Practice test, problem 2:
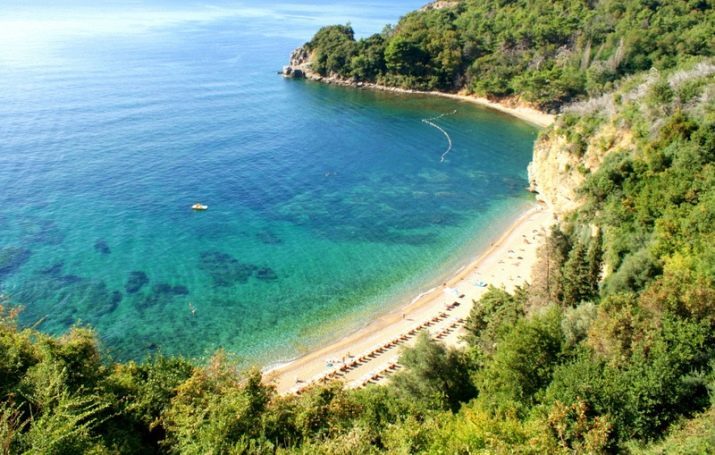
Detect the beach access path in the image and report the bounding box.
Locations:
[264,203,555,394]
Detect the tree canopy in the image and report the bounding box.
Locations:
[302,0,714,111]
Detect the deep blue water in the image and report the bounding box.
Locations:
[0,0,538,364]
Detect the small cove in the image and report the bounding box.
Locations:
[0,0,539,365]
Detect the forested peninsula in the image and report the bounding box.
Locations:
[284,0,712,112]
[2,0,714,453]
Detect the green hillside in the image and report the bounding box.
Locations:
[303,0,713,110]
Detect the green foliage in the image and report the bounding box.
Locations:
[302,0,714,109]
[475,306,565,412]
[350,34,387,80]
[602,247,661,296]
[463,286,524,354]
[561,301,598,348]
[525,225,572,309]
[160,356,273,454]
[425,402,556,454]
[108,355,194,428]
[548,316,713,447]
[562,238,595,306]
[0,402,25,454]
[17,392,111,454]
[391,332,476,412]
[631,405,715,454]
[543,399,612,453]
[587,228,604,294]
[0,307,38,399]
[306,25,358,78]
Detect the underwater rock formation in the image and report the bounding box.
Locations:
[94,240,111,255]
[125,271,149,294]
[0,247,31,278]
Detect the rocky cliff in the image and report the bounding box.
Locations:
[528,121,633,217]
[282,47,312,79]
[528,63,714,218]
[419,1,460,11]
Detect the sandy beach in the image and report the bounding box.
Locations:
[265,203,555,394]
[435,92,555,128]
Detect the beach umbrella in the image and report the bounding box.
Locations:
[443,287,460,298]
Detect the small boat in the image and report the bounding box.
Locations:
[191,203,208,211]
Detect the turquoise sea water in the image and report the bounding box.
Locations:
[0,0,538,364]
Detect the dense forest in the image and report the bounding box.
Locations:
[301,0,713,111]
[2,0,714,453]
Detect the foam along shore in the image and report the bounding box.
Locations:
[264,203,555,394]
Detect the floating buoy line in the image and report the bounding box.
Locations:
[422,110,457,163]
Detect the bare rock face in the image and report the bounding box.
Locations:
[420,1,460,11]
[289,47,310,67]
[282,47,311,78]
[528,136,585,216]
[528,122,633,218]
[282,66,305,78]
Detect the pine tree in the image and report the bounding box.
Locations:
[587,229,603,298]
[546,225,572,304]
[561,240,592,307]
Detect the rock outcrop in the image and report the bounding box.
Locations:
[528,121,633,218]
[528,135,586,216]
[282,46,312,78]
[420,1,460,11]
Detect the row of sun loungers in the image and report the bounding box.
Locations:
[288,309,467,394]
[435,318,464,340]
[355,358,403,387]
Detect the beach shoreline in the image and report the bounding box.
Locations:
[265,202,555,393]
[290,74,555,128]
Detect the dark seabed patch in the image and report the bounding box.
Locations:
[255,267,278,281]
[23,219,64,246]
[38,261,64,276]
[256,230,282,245]
[199,251,258,287]
[20,271,123,330]
[152,283,190,296]
[94,240,111,255]
[0,247,31,278]
[134,283,190,312]
[73,280,123,319]
[125,271,149,294]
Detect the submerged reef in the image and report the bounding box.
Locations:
[134,283,190,312]
[199,251,256,286]
[94,240,111,255]
[0,247,31,278]
[152,283,190,296]
[199,251,279,285]
[23,219,64,246]
[255,267,278,281]
[22,263,122,328]
[125,271,149,294]
[256,230,283,245]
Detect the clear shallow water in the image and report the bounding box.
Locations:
[0,0,538,363]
